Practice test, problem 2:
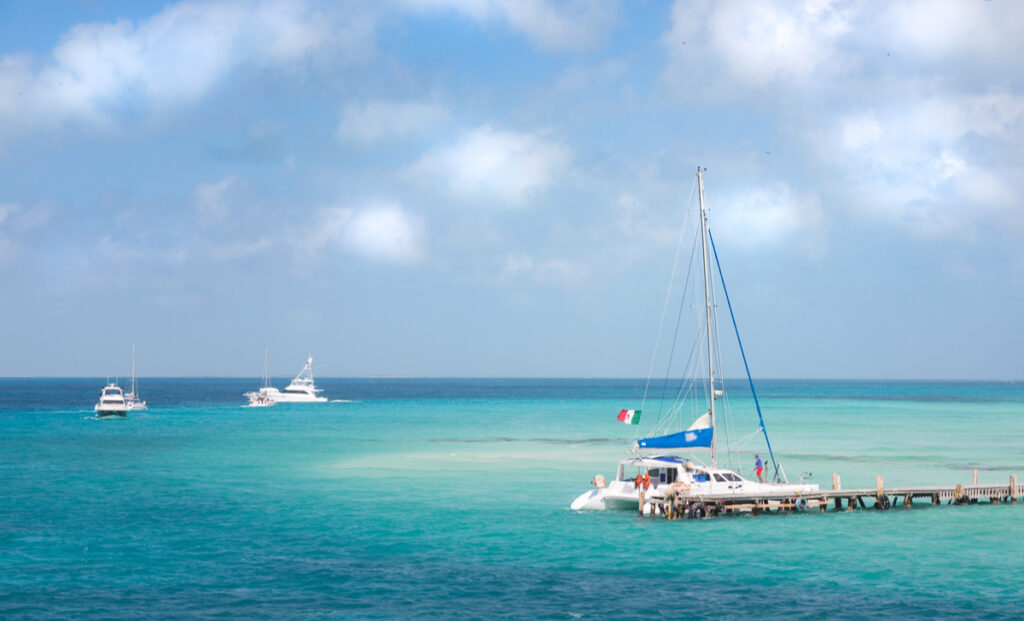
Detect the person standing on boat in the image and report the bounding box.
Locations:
[754,455,764,483]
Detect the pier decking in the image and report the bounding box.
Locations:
[643,471,1022,519]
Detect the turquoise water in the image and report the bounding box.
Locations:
[2,378,1023,619]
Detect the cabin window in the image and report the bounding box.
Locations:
[666,469,677,484]
[712,473,725,482]
[725,473,741,482]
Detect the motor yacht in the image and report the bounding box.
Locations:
[95,383,129,418]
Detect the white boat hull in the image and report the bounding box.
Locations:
[572,459,819,512]
[272,393,327,403]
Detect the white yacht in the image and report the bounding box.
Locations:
[95,383,129,418]
[124,344,147,411]
[276,356,327,402]
[571,168,818,513]
[245,355,326,405]
[245,349,278,407]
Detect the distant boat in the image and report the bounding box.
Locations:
[124,344,147,412]
[94,383,129,418]
[245,349,277,408]
[571,168,818,511]
[275,356,327,403]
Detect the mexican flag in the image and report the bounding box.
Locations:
[617,409,641,424]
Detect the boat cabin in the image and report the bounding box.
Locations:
[616,455,748,493]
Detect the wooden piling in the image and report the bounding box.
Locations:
[973,469,979,485]
[637,471,1023,521]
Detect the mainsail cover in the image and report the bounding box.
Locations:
[635,411,713,452]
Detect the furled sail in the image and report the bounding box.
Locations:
[634,410,713,452]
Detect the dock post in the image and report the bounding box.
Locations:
[876,475,883,495]
[973,469,978,486]
[1011,475,1018,504]
[638,490,645,517]
[832,473,840,490]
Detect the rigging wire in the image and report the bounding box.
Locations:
[656,227,701,423]
[708,229,780,481]
[708,265,737,472]
[640,179,697,414]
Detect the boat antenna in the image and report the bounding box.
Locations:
[708,229,780,481]
[697,166,717,468]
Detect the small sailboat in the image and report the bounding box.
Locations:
[245,348,278,407]
[95,382,129,418]
[571,168,818,511]
[124,344,147,412]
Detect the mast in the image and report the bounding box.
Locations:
[696,167,717,468]
[131,343,136,396]
[263,348,270,389]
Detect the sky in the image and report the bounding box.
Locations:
[1,0,1022,379]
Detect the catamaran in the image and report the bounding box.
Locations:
[571,168,818,512]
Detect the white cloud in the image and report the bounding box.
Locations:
[499,253,581,284]
[840,112,881,151]
[714,184,824,251]
[205,238,274,261]
[409,125,571,203]
[400,0,617,52]
[308,201,423,264]
[826,93,1023,236]
[663,0,853,95]
[0,0,373,141]
[338,100,448,143]
[0,202,52,264]
[883,0,1022,66]
[193,175,240,220]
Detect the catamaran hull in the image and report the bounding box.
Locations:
[572,479,820,511]
[95,410,127,419]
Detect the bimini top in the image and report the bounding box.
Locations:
[618,455,693,469]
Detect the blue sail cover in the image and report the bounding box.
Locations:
[637,427,713,451]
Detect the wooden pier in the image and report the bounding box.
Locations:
[643,470,1022,520]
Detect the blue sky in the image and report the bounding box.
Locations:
[1,0,1022,379]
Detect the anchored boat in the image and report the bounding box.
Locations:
[94,383,129,418]
[124,344,147,412]
[572,168,818,512]
[245,354,327,405]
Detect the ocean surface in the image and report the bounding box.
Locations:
[2,378,1023,619]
